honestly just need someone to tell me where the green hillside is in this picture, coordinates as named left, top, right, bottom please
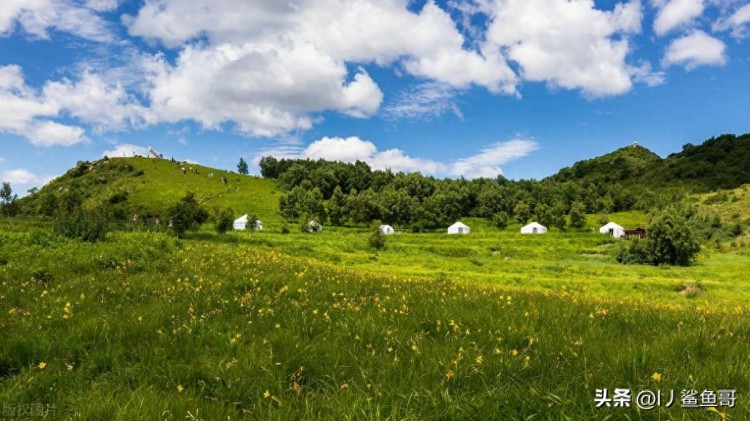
left=551, top=133, right=750, bottom=191
left=551, top=143, right=662, bottom=185
left=19, top=157, right=283, bottom=228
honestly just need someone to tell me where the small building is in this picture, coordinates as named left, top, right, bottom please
left=600, top=222, right=625, bottom=238
left=448, top=221, right=470, bottom=235
left=233, top=215, right=262, bottom=231
left=521, top=222, right=547, bottom=234
left=625, top=228, right=647, bottom=239
left=379, top=225, right=395, bottom=235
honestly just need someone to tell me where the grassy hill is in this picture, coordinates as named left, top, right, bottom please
left=551, top=133, right=750, bottom=192
left=19, top=157, right=284, bottom=229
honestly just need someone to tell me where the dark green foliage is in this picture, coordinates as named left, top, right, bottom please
left=214, top=208, right=234, bottom=234
left=327, top=186, right=349, bottom=226
left=280, top=186, right=327, bottom=221
left=368, top=220, right=387, bottom=250
left=52, top=208, right=108, bottom=243
left=514, top=202, right=531, bottom=224
left=237, top=158, right=249, bottom=175
left=280, top=223, right=290, bottom=234
left=491, top=212, right=509, bottom=230
left=108, top=191, right=129, bottom=205
left=617, top=210, right=701, bottom=266
left=569, top=201, right=587, bottom=229
left=168, top=193, right=209, bottom=238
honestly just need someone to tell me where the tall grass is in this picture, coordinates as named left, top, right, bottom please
left=1, top=227, right=748, bottom=419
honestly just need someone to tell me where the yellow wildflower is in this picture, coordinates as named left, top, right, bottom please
left=651, top=372, right=662, bottom=382
left=177, top=385, right=185, bottom=393
left=38, top=362, right=47, bottom=369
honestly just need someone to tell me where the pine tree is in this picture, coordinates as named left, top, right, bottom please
left=237, top=157, right=249, bottom=175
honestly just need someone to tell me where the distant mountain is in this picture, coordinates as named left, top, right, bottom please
left=550, top=133, right=750, bottom=191
left=18, top=157, right=283, bottom=227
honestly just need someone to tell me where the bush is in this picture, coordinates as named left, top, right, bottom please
left=214, top=208, right=234, bottom=234
left=168, top=193, right=209, bottom=238
left=281, top=223, right=290, bottom=234
left=617, top=211, right=701, bottom=266
left=491, top=212, right=509, bottom=230
left=52, top=208, right=108, bottom=243
left=368, top=220, right=386, bottom=250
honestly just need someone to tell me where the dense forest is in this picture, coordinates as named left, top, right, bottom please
left=261, top=132, right=750, bottom=231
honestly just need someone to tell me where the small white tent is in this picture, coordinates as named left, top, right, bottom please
left=600, top=222, right=625, bottom=238
left=448, top=221, right=470, bottom=234
left=379, top=225, right=395, bottom=235
left=521, top=222, right=547, bottom=234
left=233, top=214, right=249, bottom=230
left=233, top=215, right=262, bottom=231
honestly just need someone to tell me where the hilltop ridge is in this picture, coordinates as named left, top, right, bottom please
left=18, top=157, right=283, bottom=227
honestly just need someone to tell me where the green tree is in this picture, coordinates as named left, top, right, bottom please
left=1, top=182, right=18, bottom=220
left=52, top=207, right=108, bottom=243
left=513, top=202, right=531, bottom=224
left=327, top=185, right=349, bottom=226
left=569, top=201, right=587, bottom=229
left=237, top=157, right=249, bottom=175
left=168, top=193, right=209, bottom=238
left=214, top=208, right=234, bottom=234
left=368, top=220, right=387, bottom=250
left=491, top=212, right=510, bottom=230
left=617, top=211, right=701, bottom=266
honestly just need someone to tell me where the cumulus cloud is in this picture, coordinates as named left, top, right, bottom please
left=0, top=64, right=143, bottom=146
left=663, top=30, right=727, bottom=69
left=101, top=143, right=149, bottom=158
left=0, top=0, right=114, bottom=41
left=653, top=0, right=705, bottom=36
left=298, top=136, right=538, bottom=178
left=484, top=0, right=646, bottom=97
left=142, top=43, right=382, bottom=137
left=0, top=168, right=55, bottom=186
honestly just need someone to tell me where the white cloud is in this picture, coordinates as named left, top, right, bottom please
left=485, top=0, right=645, bottom=97
left=653, top=0, right=705, bottom=36
left=384, top=83, right=462, bottom=121
left=713, top=4, right=750, bottom=38
left=0, top=168, right=54, bottom=186
left=0, top=156, right=5, bottom=163
left=663, top=30, right=727, bottom=69
left=298, top=136, right=538, bottom=178
left=25, top=120, right=88, bottom=147
left=0, top=0, right=114, bottom=41
left=102, top=143, right=149, bottom=158
left=142, top=43, right=382, bottom=137
left=0, top=64, right=144, bottom=146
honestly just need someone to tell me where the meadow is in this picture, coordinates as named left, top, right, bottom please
left=1, top=218, right=749, bottom=419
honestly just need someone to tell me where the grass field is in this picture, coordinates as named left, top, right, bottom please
left=2, top=218, right=749, bottom=419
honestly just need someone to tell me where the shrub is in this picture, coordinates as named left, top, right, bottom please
left=52, top=208, right=108, bottom=243
left=168, top=193, right=209, bottom=238
left=491, top=212, right=509, bottom=230
left=368, top=220, right=386, bottom=250
left=617, top=211, right=701, bottom=266
left=214, top=208, right=234, bottom=234
left=281, top=223, right=290, bottom=234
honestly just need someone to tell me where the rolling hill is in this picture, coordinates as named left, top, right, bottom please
left=550, top=132, right=750, bottom=191
left=18, top=157, right=284, bottom=228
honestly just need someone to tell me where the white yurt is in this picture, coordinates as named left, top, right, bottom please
left=233, top=214, right=249, bottom=230
left=379, top=225, right=395, bottom=235
left=521, top=222, right=547, bottom=234
left=599, top=222, right=625, bottom=238
left=306, top=220, right=323, bottom=232
left=254, top=220, right=263, bottom=231
left=447, top=221, right=470, bottom=234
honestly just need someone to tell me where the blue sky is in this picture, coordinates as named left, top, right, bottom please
left=1, top=0, right=749, bottom=194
